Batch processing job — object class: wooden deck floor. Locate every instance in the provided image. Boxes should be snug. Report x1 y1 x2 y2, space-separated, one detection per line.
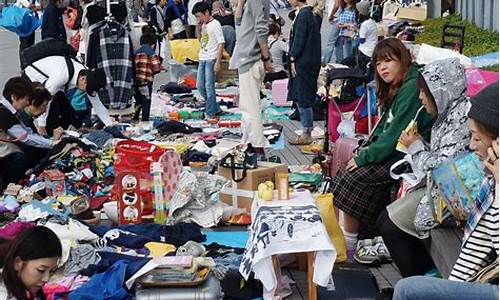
264 119 403 299
270 119 325 166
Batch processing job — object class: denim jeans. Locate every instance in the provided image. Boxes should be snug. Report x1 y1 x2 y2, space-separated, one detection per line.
393 276 499 300
197 59 222 117
298 106 313 132
335 37 355 63
322 21 339 64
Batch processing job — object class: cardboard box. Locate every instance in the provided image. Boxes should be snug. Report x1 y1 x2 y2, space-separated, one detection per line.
218 162 288 211
396 6 427 21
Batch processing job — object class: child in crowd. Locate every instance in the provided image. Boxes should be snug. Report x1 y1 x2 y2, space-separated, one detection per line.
66 70 92 128
335 0 358 62
192 1 224 118
0 226 62 300
264 23 288 84
392 82 499 300
134 33 163 121
287 0 321 145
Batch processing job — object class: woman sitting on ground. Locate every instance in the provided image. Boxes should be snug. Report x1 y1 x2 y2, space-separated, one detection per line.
392 82 499 300
0 226 62 300
376 58 471 274
264 23 289 84
0 77 62 185
329 38 434 257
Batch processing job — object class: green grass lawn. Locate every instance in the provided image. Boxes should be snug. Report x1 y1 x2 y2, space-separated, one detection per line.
415 14 499 71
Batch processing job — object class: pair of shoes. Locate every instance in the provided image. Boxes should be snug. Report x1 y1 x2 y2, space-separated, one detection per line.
353 236 392 266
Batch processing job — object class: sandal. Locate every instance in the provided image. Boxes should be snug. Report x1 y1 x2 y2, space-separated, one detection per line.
288 133 313 145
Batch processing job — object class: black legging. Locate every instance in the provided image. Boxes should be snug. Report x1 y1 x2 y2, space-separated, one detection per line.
376 209 436 278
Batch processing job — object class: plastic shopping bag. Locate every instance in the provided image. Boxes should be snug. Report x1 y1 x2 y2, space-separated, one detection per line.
0 6 40 37
170 39 200 63
315 193 347 263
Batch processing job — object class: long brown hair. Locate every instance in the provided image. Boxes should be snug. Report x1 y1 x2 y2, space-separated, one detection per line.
372 38 413 107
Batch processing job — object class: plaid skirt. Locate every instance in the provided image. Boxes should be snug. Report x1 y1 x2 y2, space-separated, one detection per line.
331 158 397 225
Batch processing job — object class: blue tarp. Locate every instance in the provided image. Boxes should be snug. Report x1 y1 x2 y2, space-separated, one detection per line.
471 52 499 68
0 6 40 37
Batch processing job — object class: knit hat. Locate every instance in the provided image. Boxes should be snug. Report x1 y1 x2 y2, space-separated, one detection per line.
468 81 499 130
356 1 371 17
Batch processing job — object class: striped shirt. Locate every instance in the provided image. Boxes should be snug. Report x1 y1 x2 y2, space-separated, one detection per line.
449 186 499 282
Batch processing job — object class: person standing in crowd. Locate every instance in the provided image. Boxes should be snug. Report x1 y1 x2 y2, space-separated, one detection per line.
335 0 357 62
341 1 378 75
165 0 187 40
264 23 288 84
144 0 156 18
329 38 434 257
322 0 342 65
392 82 499 300
287 0 321 145
149 0 168 60
186 0 202 37
193 1 224 118
233 0 273 158
212 0 234 27
15 0 41 61
41 0 66 41
133 34 162 121
0 227 62 300
306 0 325 30
0 77 63 184
375 58 471 271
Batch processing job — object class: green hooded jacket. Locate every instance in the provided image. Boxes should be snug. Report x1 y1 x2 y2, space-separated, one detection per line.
354 64 434 167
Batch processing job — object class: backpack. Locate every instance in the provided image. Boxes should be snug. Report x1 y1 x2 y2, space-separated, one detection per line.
21 39 77 91
20 38 77 69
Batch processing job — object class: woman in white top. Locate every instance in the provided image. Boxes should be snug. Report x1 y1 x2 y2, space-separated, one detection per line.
0 227 62 300
264 22 289 84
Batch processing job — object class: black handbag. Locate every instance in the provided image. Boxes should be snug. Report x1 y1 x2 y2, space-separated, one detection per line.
220 144 258 183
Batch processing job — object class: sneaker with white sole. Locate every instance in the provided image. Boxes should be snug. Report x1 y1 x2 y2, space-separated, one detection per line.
373 236 392 263
353 239 381 266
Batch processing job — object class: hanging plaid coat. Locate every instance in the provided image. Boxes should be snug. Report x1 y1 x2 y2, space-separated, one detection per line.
87 20 134 109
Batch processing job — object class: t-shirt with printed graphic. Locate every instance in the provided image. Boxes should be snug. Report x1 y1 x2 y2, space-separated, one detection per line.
199 19 225 61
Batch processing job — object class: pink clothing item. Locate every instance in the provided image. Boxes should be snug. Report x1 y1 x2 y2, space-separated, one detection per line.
0 221 35 240
43 275 89 300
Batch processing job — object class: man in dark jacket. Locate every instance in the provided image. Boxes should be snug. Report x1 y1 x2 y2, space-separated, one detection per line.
41 0 66 41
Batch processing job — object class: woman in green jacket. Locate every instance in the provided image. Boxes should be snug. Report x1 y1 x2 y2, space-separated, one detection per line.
330 38 433 257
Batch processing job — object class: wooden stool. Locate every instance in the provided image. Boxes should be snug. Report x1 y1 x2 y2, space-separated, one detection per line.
273 252 317 300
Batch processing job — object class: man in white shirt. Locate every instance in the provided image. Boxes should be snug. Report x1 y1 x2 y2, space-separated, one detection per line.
23 55 113 135
192 1 225 118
